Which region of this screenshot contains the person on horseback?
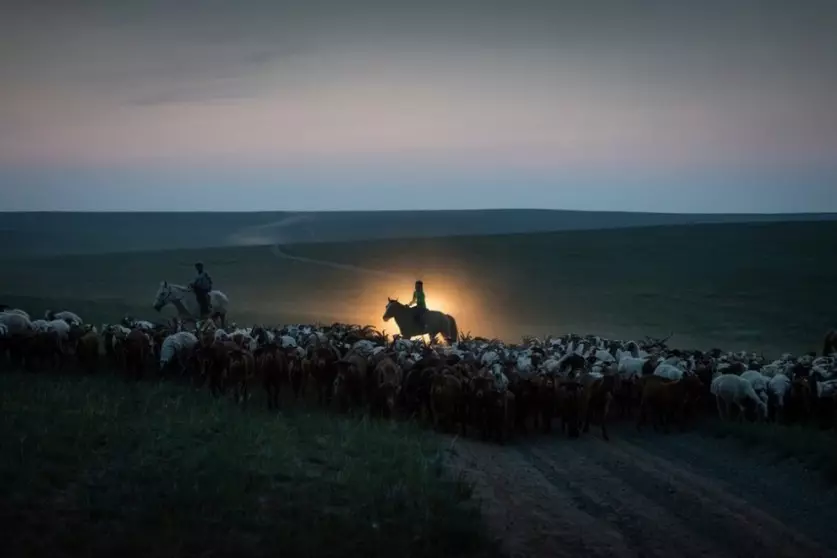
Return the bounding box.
[190,261,213,317]
[408,280,427,329]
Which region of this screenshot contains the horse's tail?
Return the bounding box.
[447,315,459,345]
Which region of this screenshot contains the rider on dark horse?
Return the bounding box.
[190,261,213,317]
[408,280,427,329]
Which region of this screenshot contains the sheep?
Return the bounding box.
[45,310,83,326]
[711,374,768,422]
[653,362,686,381]
[1,307,31,320]
[159,331,199,376]
[0,311,33,335]
[767,373,792,422]
[740,370,771,405]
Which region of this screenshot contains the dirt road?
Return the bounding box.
[444,428,837,558]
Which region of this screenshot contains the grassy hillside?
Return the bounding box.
[1,220,834,354]
[2,209,836,259]
[0,372,496,558]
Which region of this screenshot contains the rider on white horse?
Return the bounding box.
[408,280,427,329]
[190,262,213,317]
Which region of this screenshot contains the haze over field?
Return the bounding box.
[2,209,837,259]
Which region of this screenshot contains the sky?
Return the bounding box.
[1,0,835,213]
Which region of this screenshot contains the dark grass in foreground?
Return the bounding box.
[700,419,837,484]
[0,372,500,558]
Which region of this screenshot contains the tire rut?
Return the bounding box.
[517,443,728,558]
[446,432,837,558]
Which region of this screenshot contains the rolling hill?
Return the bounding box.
[1,209,836,259]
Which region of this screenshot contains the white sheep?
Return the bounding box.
[46,310,83,325]
[516,354,535,377]
[617,356,647,380]
[760,361,789,378]
[540,357,562,376]
[815,379,837,399]
[481,350,501,366]
[1,308,30,320]
[217,330,235,343]
[654,362,685,381]
[45,319,71,338]
[767,374,792,421]
[740,370,770,394]
[711,374,768,421]
[160,331,198,371]
[0,312,34,335]
[487,363,509,392]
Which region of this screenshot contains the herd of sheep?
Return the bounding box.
[2,305,837,443]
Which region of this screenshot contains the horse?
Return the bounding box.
[152,281,229,328]
[382,298,458,344]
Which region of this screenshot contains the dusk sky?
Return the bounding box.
[1,0,835,213]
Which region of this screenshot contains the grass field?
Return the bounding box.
[0,371,498,558]
[2,220,835,354]
[3,216,837,555]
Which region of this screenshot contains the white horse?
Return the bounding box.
[152,281,229,327]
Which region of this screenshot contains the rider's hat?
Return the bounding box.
[195,261,204,267]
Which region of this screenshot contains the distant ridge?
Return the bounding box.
[2,209,835,259]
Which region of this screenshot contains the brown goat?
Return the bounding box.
[372,356,403,419]
[530,374,559,433]
[310,347,338,406]
[27,330,63,371]
[429,371,465,433]
[227,348,256,406]
[580,372,618,441]
[256,344,287,410]
[334,354,368,412]
[122,329,150,381]
[636,375,703,433]
[75,330,101,374]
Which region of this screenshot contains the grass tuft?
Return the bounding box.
[0,372,500,558]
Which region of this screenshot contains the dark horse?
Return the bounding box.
[382,298,458,344]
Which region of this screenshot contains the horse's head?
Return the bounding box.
[383,297,401,321]
[153,281,172,312]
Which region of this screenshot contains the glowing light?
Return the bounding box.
[374,284,462,338]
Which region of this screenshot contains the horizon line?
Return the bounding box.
[2,208,837,216]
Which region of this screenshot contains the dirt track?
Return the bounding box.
[444,428,837,558]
